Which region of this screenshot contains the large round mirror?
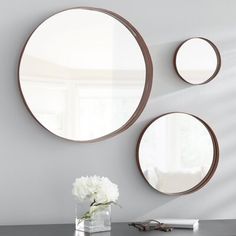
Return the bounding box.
[19,7,153,142]
[174,38,221,85]
[137,113,219,195]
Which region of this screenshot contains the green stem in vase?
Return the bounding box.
[78,201,115,224]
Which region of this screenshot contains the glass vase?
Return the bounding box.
[75,202,111,233]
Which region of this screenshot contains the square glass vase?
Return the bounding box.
[75,202,111,233]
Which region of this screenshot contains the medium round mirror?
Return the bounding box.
[174,38,221,85]
[137,113,219,195]
[19,7,153,142]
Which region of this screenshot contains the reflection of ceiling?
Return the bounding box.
[20,55,145,84]
[25,10,144,70]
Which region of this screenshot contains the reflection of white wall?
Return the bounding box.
[140,118,168,172]
[176,38,217,70]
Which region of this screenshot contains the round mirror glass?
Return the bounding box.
[174,38,221,84]
[137,113,219,195]
[19,8,152,142]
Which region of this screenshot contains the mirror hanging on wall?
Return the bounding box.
[174,38,221,85]
[19,7,153,142]
[137,113,219,195]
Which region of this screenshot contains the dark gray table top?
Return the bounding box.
[0,220,236,236]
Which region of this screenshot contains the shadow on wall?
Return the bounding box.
[6,21,236,223]
[149,40,192,98]
[129,35,236,220]
[135,143,236,220]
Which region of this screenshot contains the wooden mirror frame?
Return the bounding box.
[18,7,153,142]
[174,37,221,85]
[136,112,219,195]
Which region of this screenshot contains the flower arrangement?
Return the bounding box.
[72,176,119,221]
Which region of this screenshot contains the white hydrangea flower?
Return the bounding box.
[72,176,119,204]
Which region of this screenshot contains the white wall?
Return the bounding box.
[0,0,236,225]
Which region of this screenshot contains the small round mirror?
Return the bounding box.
[174,38,221,85]
[19,8,153,142]
[137,113,219,195]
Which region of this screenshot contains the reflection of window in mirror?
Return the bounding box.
[138,113,219,195]
[19,8,153,142]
